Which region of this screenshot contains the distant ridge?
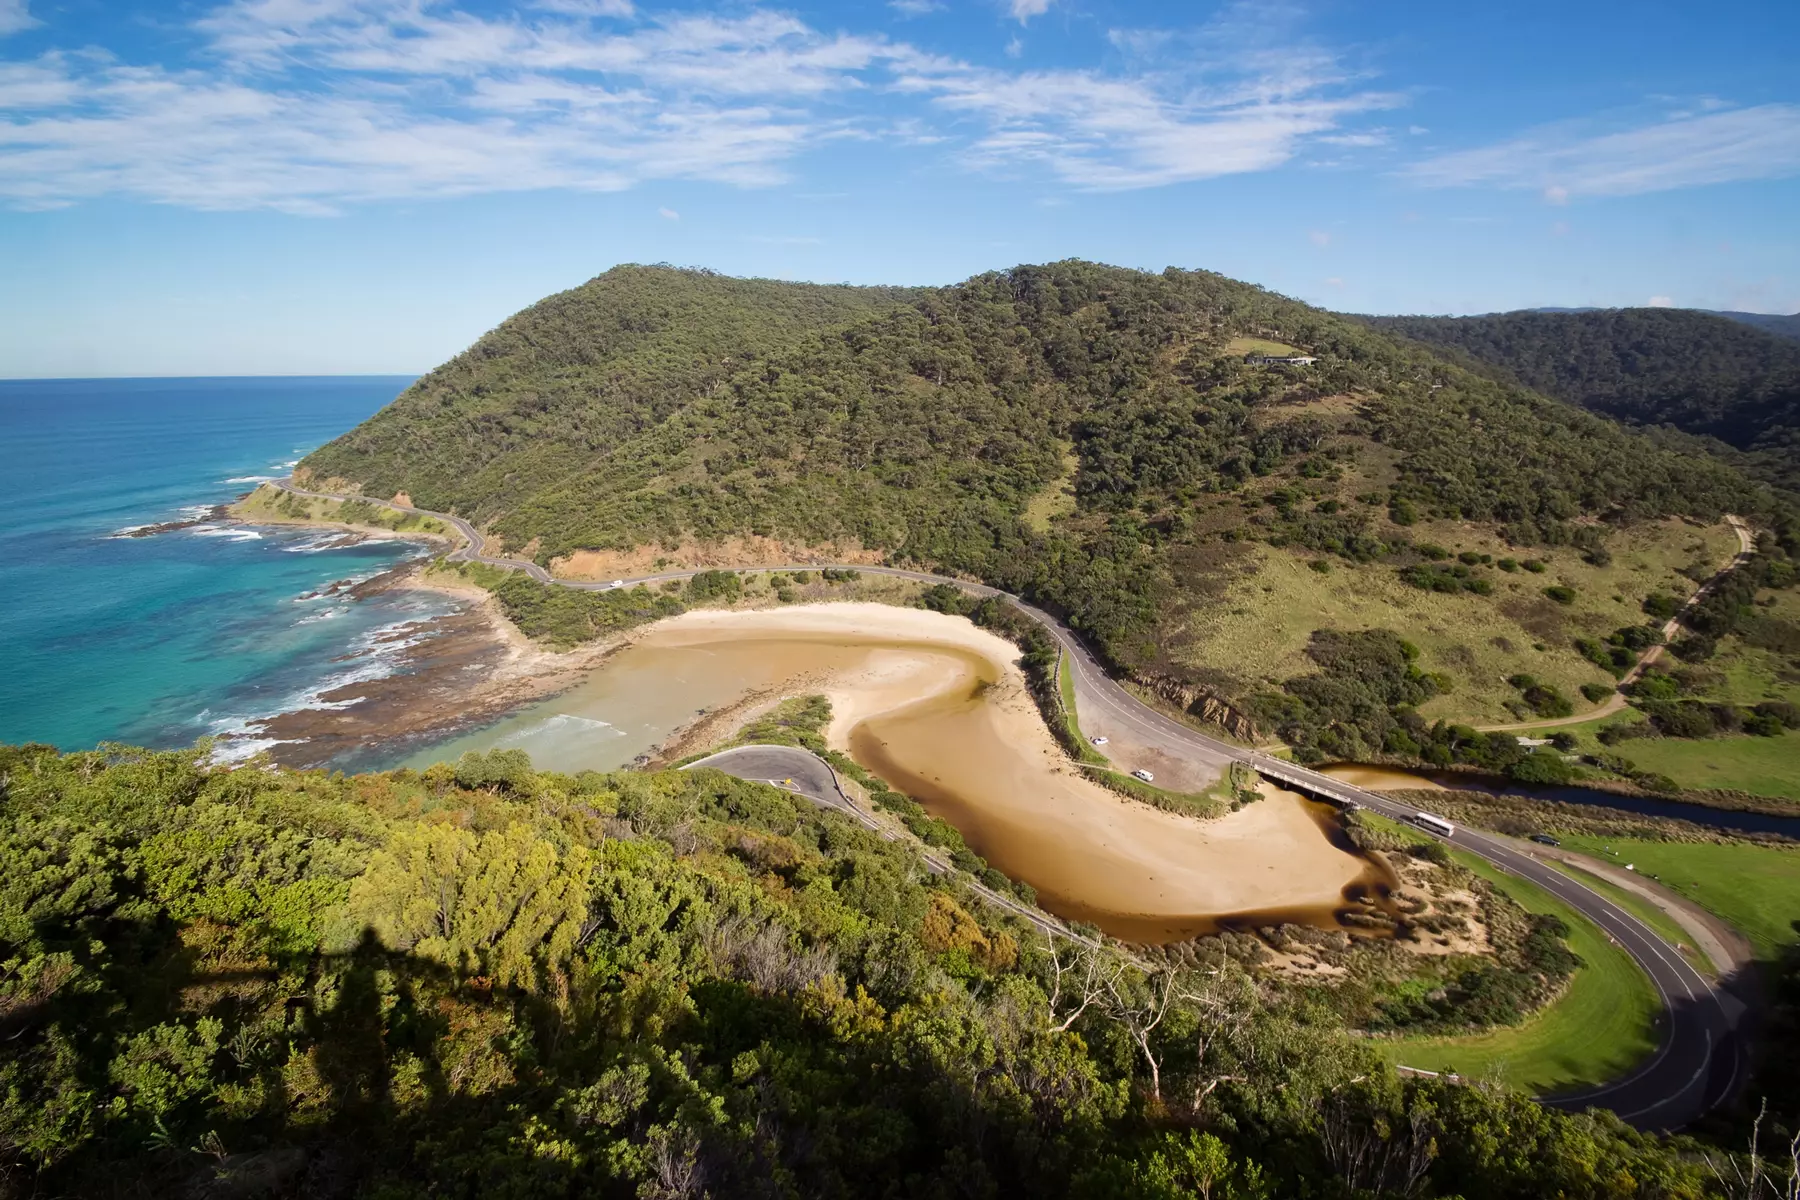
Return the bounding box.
[1361,306,1800,491]
[1485,305,1796,341]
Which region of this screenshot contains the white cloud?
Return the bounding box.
[1648,295,1674,307]
[532,0,634,16]
[895,50,1397,190]
[0,0,37,36]
[888,0,943,15]
[1408,104,1800,198]
[1542,184,1568,205]
[1009,0,1051,24]
[1308,229,1330,246]
[1004,36,1023,59]
[657,205,678,219]
[0,0,1401,211]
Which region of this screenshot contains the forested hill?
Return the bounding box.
[304,262,1786,697]
[1364,308,1800,492]
[304,267,922,520]
[1717,310,1800,341]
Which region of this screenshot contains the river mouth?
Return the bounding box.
[400,602,1382,942]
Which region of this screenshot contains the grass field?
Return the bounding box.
[1373,848,1661,1094]
[1505,710,1800,802]
[1164,518,1736,726]
[1022,448,1079,534]
[1557,837,1800,960]
[1223,335,1304,357]
[1609,732,1800,801]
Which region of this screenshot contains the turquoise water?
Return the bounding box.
[0,376,463,758]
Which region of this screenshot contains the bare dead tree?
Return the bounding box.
[1103,967,1177,1104]
[1179,967,1256,1112]
[1318,1089,1436,1199]
[1706,1100,1800,1200]
[1043,935,1120,1033]
[644,1124,708,1200]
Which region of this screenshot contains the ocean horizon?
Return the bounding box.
[0,375,467,759]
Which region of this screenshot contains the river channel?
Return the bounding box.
[1325,764,1800,839]
[400,603,1385,941]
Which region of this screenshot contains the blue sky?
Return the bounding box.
[1,0,1796,377]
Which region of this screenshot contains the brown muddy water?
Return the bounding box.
[403,609,1387,943]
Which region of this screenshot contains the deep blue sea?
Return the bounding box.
[0,377,463,759]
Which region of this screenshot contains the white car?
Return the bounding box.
[605,579,624,590]
[1090,736,1109,746]
[1131,769,1154,783]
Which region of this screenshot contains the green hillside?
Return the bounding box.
[304,262,1794,746]
[303,267,922,522]
[0,740,1728,1197]
[1364,308,1800,492]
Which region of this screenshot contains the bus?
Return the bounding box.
[1412,811,1455,838]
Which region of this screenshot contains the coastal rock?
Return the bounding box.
[117,504,230,537]
[1130,671,1259,741]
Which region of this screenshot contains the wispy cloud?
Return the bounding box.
[895,4,1398,190]
[1008,0,1052,24]
[0,0,37,37]
[0,0,1399,212]
[1407,103,1800,198]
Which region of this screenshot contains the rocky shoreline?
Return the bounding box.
[234,560,627,771]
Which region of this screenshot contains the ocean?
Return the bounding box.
[0,376,464,759]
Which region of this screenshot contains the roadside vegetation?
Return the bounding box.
[1372,846,1661,1095]
[1557,836,1800,962]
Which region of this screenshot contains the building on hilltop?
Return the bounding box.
[1245,353,1318,365]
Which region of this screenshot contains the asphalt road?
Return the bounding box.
[272,479,1744,1128]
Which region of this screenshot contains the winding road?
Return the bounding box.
[270,479,1747,1129]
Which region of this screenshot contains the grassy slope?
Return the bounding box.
[1374,846,1661,1094]
[1504,586,1800,800]
[231,483,450,536]
[1558,836,1800,960]
[1168,518,1735,725]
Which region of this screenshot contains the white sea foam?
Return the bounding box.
[200,596,459,767]
[191,527,264,541]
[106,524,154,538]
[497,713,624,747]
[224,475,276,484]
[207,735,301,765]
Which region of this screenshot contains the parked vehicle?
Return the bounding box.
[1091,736,1109,746]
[1530,833,1561,846]
[1131,769,1154,783]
